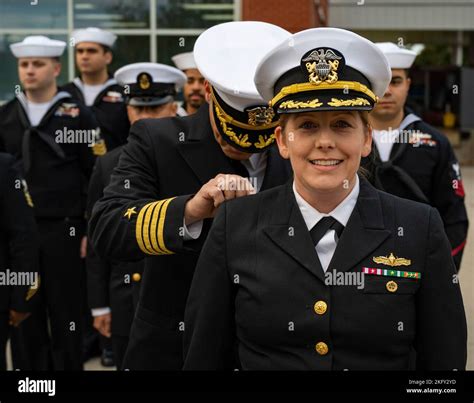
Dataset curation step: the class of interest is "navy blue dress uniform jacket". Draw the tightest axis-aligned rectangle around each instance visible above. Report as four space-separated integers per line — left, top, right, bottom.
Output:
61 80 130 153
87 146 143 337
365 112 469 271
89 104 292 369
0 153 39 314
0 93 98 218
183 178 467 370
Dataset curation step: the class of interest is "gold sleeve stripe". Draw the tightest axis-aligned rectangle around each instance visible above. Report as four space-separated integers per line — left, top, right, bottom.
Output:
135 198 176 255
136 202 160 255
150 199 166 254
157 197 176 255
142 201 161 255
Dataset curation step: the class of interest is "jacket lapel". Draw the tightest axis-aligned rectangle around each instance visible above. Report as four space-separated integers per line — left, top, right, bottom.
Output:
328 178 391 273
263 183 327 283
177 104 235 185
263 178 391 283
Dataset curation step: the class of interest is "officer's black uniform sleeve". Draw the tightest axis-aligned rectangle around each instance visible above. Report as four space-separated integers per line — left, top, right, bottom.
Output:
1 155 39 312
86 157 111 309
89 120 200 262
183 203 235 370
431 137 469 270
415 207 467 370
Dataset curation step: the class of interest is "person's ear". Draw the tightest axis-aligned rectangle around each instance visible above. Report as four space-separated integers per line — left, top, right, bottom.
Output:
53 61 61 78
275 126 290 160
204 80 211 103
126 105 137 125
361 124 372 158
105 51 113 66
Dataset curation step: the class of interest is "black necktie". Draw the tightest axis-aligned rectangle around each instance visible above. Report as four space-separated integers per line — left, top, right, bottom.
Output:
310 216 344 246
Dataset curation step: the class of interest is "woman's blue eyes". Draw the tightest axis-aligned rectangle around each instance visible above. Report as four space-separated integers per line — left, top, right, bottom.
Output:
299 121 351 129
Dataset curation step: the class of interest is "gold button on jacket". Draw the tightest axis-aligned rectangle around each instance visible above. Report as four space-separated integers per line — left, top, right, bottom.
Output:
386 280 398 293
314 301 327 315
315 342 329 355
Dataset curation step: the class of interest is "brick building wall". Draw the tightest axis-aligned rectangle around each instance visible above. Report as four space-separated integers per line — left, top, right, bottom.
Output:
241 0 328 32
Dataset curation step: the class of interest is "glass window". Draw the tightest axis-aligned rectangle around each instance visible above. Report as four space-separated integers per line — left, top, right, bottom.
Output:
74 0 150 29
0 35 69 102
108 36 151 74
0 0 67 29
156 35 198 66
156 0 235 28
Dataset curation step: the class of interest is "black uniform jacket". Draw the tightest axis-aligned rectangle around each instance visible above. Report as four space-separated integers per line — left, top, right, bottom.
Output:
0 92 97 218
87 146 143 337
0 153 39 313
183 178 467 370
365 112 469 270
89 104 292 369
61 78 130 152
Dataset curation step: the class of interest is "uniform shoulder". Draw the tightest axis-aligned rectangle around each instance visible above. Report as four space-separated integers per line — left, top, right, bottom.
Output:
376 186 433 216
0 98 19 113
98 146 123 169
132 113 195 143
59 82 76 92
224 184 286 213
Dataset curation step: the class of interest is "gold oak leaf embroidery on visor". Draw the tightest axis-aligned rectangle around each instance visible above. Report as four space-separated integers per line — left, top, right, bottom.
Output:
278 99 323 110
214 104 276 149
327 97 371 107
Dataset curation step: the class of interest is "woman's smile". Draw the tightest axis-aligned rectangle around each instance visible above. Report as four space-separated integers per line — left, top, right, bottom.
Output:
308 158 344 171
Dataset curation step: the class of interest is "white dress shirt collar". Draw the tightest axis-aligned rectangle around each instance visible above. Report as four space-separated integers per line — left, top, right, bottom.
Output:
293 174 360 231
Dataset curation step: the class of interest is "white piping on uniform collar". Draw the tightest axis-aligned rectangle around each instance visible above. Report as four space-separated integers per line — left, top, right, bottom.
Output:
398 113 422 131
16 91 71 113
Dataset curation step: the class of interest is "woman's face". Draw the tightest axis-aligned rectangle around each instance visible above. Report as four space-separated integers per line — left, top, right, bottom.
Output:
275 110 372 196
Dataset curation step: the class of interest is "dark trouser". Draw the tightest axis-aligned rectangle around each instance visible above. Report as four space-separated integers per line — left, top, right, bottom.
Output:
12 218 86 370
0 312 8 370
10 303 52 370
112 335 128 370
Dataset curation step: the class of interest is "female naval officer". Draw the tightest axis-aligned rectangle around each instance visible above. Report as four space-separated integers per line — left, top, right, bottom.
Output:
183 27 467 370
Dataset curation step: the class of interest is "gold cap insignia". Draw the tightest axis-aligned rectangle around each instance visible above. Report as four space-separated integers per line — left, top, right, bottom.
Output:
373 252 411 267
246 106 275 126
301 48 344 85
138 73 151 90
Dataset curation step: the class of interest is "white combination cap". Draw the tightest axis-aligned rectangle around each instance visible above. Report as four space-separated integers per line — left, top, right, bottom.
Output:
193 21 291 153
255 27 392 114
114 62 186 106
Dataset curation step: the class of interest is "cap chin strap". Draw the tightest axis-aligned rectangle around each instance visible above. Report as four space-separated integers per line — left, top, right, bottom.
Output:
269 80 378 108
